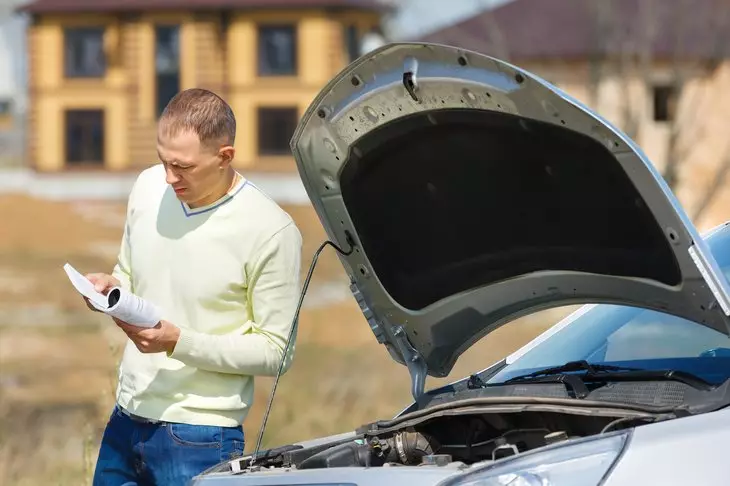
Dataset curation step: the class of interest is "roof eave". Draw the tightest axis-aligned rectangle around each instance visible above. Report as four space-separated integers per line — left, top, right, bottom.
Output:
17 1 391 15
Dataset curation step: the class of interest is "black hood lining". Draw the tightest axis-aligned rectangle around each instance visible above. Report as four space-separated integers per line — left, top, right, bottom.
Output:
339 108 681 311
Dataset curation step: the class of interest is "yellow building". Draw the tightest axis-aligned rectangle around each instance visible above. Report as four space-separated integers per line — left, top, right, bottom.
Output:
19 0 384 173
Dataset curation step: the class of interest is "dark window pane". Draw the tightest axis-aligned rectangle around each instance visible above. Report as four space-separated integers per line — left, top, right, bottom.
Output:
0 99 11 115
65 110 105 165
64 27 106 78
344 25 360 62
653 85 677 122
258 25 297 76
155 25 181 116
257 107 298 155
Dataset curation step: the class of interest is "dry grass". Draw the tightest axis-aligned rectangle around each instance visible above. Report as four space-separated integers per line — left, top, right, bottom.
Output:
0 194 567 485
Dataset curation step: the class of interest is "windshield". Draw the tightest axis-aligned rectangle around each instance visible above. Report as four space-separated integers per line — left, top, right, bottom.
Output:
487 224 730 386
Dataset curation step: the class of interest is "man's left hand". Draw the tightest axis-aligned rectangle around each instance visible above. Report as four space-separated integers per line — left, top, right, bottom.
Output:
114 318 181 354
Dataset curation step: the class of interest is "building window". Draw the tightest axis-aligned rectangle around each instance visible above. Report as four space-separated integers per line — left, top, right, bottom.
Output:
344 25 360 62
258 25 297 76
65 109 105 165
257 107 298 156
64 27 106 78
155 25 181 117
0 99 11 115
653 84 677 122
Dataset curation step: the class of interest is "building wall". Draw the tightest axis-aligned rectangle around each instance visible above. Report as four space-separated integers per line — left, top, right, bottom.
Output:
27 9 380 173
224 9 378 173
28 13 129 171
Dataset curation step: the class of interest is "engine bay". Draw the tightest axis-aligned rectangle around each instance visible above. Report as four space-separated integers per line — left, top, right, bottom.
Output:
233 403 667 472
203 374 730 477
299 410 656 469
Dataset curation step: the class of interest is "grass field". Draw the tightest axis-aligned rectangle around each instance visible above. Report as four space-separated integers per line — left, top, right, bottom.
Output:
0 194 570 485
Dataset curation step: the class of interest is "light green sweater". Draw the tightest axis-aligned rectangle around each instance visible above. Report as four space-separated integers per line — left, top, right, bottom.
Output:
112 164 302 427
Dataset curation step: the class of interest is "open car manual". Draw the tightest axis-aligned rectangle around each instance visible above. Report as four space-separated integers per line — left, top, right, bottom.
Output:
63 263 162 328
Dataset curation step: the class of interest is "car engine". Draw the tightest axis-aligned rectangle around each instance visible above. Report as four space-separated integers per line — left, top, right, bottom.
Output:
235 405 663 472
205 375 724 476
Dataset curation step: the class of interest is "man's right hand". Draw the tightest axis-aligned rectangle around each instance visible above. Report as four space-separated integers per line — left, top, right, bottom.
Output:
83 273 121 312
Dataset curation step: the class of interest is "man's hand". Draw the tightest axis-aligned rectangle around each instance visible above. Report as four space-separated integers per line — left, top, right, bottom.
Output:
83 273 121 312
114 318 181 354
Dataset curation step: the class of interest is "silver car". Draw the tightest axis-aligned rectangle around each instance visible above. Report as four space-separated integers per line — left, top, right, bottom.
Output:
192 42 730 486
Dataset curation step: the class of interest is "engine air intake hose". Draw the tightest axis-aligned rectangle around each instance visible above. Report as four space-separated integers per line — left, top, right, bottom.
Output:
298 430 438 469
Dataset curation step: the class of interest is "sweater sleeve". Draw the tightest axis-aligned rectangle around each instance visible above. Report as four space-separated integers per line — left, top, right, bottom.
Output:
168 222 303 376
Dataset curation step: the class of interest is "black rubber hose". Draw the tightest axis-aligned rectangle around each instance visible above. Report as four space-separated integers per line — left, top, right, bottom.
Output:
387 430 439 465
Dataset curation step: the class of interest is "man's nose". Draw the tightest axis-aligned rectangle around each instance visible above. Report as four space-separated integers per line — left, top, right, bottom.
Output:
165 168 180 185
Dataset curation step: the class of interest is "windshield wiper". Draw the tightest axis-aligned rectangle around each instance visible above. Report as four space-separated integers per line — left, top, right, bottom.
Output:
507 360 642 381
493 360 715 397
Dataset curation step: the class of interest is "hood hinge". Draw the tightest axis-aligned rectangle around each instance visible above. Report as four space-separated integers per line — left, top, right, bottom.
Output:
390 324 428 400
350 283 427 400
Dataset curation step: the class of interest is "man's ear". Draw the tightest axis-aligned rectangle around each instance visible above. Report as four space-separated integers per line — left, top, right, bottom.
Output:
218 145 235 168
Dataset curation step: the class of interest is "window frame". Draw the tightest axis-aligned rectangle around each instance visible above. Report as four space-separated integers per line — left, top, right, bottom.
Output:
64 109 106 167
344 24 360 63
0 99 12 116
257 24 298 77
63 26 107 79
154 24 182 117
652 84 678 123
257 106 299 156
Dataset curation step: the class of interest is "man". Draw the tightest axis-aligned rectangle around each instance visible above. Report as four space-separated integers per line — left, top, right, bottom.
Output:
87 88 303 485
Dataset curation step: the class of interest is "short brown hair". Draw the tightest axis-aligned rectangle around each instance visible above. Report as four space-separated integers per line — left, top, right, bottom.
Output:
159 88 236 149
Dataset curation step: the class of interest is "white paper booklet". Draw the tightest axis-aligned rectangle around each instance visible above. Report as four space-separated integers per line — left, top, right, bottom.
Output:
63 263 162 328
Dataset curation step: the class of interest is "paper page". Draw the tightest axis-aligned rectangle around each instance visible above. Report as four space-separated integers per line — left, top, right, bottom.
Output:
63 263 109 308
63 263 162 328
106 288 162 328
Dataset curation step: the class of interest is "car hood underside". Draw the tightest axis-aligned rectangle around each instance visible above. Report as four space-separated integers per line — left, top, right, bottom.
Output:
289 42 730 398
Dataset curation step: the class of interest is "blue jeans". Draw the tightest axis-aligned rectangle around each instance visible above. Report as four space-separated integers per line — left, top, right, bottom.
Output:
93 405 245 486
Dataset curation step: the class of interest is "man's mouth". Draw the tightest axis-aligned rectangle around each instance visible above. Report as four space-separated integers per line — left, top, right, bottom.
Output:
173 187 186 194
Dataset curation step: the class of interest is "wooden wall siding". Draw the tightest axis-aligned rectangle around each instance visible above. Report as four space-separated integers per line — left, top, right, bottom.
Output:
330 20 345 78
195 15 227 98
125 20 157 168
122 19 138 140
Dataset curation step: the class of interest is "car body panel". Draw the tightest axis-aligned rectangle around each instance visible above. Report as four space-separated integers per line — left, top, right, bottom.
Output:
289 42 730 398
604 406 730 485
193 465 458 486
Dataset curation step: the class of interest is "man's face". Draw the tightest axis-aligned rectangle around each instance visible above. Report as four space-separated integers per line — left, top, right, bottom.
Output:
156 129 235 207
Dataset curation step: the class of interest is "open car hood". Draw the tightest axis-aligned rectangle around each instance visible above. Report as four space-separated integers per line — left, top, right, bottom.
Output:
289 42 730 400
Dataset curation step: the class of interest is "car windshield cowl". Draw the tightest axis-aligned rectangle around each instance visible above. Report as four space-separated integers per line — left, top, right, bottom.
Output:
486 360 718 397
